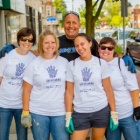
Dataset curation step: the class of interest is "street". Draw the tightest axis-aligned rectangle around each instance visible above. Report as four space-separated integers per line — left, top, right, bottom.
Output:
136 61 140 72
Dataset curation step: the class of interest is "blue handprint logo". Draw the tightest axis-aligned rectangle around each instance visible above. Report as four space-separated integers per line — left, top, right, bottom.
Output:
15 63 25 76
81 67 92 81
47 65 58 78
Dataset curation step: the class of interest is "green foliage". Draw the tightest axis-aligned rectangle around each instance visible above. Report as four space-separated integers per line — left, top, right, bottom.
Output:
102 0 129 28
53 0 67 27
78 5 86 27
112 0 120 2
78 1 101 29
115 44 123 54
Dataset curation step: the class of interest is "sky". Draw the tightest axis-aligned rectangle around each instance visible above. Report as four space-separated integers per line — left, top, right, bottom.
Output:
64 0 140 11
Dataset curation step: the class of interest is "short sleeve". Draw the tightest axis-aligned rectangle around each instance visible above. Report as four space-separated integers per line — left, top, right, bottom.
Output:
66 61 74 82
100 59 110 79
23 61 34 85
119 58 139 90
0 56 7 77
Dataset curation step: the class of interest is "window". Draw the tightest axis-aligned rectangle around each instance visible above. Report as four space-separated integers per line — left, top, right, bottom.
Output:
46 6 51 16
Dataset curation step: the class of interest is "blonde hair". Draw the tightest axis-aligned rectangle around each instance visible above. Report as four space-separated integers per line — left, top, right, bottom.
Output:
38 29 59 58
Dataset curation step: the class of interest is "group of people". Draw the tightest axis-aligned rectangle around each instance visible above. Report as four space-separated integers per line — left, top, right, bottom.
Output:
0 11 140 140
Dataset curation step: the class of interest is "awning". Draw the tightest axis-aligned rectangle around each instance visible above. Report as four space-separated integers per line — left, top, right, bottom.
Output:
46 16 58 25
0 0 25 14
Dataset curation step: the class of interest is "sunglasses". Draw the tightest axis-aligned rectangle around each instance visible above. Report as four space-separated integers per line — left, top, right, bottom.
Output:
20 37 33 43
64 11 79 19
100 45 114 51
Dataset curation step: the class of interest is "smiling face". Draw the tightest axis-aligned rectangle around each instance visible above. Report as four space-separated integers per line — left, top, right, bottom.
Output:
74 36 92 61
42 35 56 58
18 34 33 53
98 42 115 62
63 14 81 39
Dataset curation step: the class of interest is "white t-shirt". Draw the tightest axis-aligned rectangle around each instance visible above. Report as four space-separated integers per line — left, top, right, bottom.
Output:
66 56 109 113
0 49 36 109
107 57 139 119
23 56 68 116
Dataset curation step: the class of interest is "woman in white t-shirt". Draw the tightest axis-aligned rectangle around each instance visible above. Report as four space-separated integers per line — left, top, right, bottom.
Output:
98 37 140 140
21 29 70 140
0 27 36 140
65 33 118 140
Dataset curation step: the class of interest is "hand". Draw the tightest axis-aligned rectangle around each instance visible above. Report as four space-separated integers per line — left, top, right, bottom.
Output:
110 111 118 131
122 55 136 73
65 112 74 134
21 110 32 128
134 106 140 120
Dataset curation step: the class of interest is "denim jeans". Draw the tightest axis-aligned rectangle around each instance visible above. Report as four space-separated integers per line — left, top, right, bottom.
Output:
30 113 70 140
0 107 27 140
106 115 139 140
137 120 140 140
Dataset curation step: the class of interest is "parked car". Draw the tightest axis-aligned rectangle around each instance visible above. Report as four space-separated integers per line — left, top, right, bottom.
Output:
95 30 114 43
126 29 140 63
112 29 134 47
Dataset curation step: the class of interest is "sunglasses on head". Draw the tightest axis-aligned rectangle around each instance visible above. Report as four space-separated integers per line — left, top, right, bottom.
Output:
64 11 79 19
100 45 114 51
20 37 33 43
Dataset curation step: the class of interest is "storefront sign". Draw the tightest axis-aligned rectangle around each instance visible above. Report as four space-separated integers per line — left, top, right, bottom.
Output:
46 16 58 25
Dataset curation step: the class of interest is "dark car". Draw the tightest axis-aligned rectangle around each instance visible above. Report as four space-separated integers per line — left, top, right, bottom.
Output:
126 30 140 63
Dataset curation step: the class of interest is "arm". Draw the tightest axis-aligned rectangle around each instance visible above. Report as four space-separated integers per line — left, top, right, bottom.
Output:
131 90 140 120
65 81 75 134
0 76 2 85
21 81 32 128
102 77 118 131
102 77 116 111
122 55 136 73
0 44 15 58
130 90 139 108
65 81 74 112
30 49 39 56
22 81 32 111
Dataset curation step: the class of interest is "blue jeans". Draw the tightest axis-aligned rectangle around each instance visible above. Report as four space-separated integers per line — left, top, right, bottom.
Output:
0 107 27 140
106 115 139 140
137 120 140 139
30 113 70 140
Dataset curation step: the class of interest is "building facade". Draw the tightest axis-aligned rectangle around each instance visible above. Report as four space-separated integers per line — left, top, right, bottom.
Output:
0 0 43 49
0 0 59 49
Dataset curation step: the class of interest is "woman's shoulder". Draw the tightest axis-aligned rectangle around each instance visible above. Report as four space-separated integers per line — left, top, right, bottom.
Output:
57 56 68 63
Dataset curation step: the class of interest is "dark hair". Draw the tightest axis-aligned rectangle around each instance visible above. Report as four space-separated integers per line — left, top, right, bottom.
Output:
99 37 116 46
17 27 36 46
74 33 93 47
64 11 80 20
99 37 117 57
75 33 92 42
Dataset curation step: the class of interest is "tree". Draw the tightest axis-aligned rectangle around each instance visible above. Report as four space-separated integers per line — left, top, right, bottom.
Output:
85 0 106 37
78 5 86 28
103 0 129 28
53 0 67 26
81 0 130 37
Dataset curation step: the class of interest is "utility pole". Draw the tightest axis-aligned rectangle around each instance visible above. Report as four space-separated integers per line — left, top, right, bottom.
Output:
72 0 74 11
121 0 128 54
